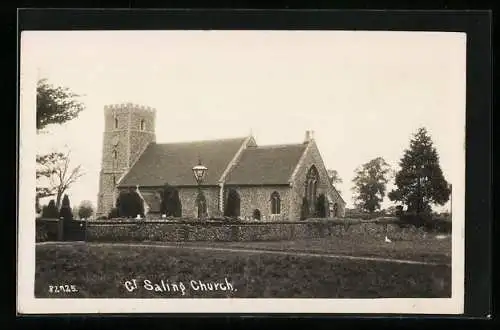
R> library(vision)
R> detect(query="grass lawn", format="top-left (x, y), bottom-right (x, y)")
top-left (173, 236), bottom-right (452, 265)
top-left (35, 242), bottom-right (451, 299)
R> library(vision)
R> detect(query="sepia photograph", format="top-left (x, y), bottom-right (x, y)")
top-left (18, 28), bottom-right (466, 314)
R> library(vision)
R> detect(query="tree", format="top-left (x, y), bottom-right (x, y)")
top-left (36, 149), bottom-right (85, 209)
top-left (78, 200), bottom-right (94, 219)
top-left (37, 78), bottom-right (85, 132)
top-left (327, 169), bottom-right (343, 185)
top-left (41, 199), bottom-right (59, 218)
top-left (388, 127), bottom-right (451, 218)
top-left (352, 157), bottom-right (391, 214)
top-left (59, 194), bottom-right (73, 220)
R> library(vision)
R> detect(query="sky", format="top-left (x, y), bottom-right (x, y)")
top-left (22, 30), bottom-right (466, 212)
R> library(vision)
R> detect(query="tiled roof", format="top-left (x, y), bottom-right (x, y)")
top-left (224, 144), bottom-right (307, 185)
top-left (118, 137), bottom-right (247, 187)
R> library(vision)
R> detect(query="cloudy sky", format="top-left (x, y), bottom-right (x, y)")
top-left (22, 30), bottom-right (465, 212)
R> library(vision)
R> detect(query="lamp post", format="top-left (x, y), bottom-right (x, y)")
top-left (192, 159), bottom-right (208, 220)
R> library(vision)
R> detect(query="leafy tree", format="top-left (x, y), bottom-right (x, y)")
top-left (59, 194), bottom-right (73, 220)
top-left (37, 78), bottom-right (85, 132)
top-left (41, 199), bottom-right (59, 218)
top-left (388, 127), bottom-right (451, 217)
top-left (352, 157), bottom-right (391, 214)
top-left (327, 169), bottom-right (343, 185)
top-left (36, 78), bottom-right (85, 207)
top-left (78, 200), bottom-right (94, 219)
top-left (36, 149), bottom-right (84, 209)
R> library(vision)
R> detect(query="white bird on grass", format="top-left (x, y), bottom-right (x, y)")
top-left (384, 236), bottom-right (392, 243)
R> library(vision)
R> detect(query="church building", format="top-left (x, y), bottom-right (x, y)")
top-left (96, 103), bottom-right (345, 220)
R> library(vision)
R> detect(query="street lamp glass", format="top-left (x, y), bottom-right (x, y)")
top-left (192, 164), bottom-right (208, 185)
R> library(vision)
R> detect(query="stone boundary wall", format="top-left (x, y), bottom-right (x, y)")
top-left (36, 216), bottom-right (450, 243)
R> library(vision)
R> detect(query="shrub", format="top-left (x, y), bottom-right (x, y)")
top-left (59, 194), bottom-right (74, 221)
top-left (160, 183), bottom-right (182, 217)
top-left (300, 197), bottom-right (309, 220)
top-left (315, 194), bottom-right (327, 218)
top-left (107, 208), bottom-right (119, 219)
top-left (224, 189), bottom-right (240, 217)
top-left (42, 199), bottom-right (59, 218)
top-left (116, 189), bottom-right (144, 218)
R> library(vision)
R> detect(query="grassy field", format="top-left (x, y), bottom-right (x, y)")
top-left (35, 240), bottom-right (451, 299)
top-left (174, 236), bottom-right (452, 265)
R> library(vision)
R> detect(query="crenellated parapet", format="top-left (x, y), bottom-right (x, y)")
top-left (104, 102), bottom-right (156, 114)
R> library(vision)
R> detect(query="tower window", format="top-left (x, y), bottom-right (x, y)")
top-left (112, 176), bottom-right (116, 186)
top-left (140, 119), bottom-right (145, 131)
top-left (114, 116), bottom-right (119, 129)
top-left (112, 150), bottom-right (117, 159)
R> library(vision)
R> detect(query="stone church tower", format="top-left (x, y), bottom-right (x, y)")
top-left (96, 103), bottom-right (156, 217)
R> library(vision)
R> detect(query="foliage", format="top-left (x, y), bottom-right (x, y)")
top-left (327, 169), bottom-right (343, 185)
top-left (352, 157), bottom-right (391, 213)
top-left (315, 194), bottom-right (327, 218)
top-left (36, 78), bottom-right (85, 132)
top-left (108, 208), bottom-right (119, 219)
top-left (36, 150), bottom-right (84, 209)
top-left (59, 194), bottom-right (73, 221)
top-left (78, 200), bottom-right (94, 219)
top-left (300, 197), bottom-right (309, 220)
top-left (116, 189), bottom-right (144, 218)
top-left (41, 199), bottom-right (59, 218)
top-left (160, 183), bottom-right (182, 217)
top-left (388, 127), bottom-right (451, 221)
top-left (224, 189), bottom-right (240, 217)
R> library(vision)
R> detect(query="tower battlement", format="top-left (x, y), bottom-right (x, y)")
top-left (104, 103), bottom-right (156, 113)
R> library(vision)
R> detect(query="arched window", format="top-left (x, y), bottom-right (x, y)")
top-left (114, 116), bottom-right (119, 129)
top-left (112, 150), bottom-right (117, 159)
top-left (112, 176), bottom-right (116, 186)
top-left (305, 165), bottom-right (319, 216)
top-left (253, 209), bottom-right (261, 220)
top-left (271, 191), bottom-right (281, 215)
top-left (140, 119), bottom-right (145, 131)
top-left (333, 203), bottom-right (339, 217)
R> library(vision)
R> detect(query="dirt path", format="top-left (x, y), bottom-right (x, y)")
top-left (36, 241), bottom-right (450, 266)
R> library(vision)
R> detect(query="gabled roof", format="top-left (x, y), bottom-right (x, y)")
top-left (118, 137), bottom-right (247, 187)
top-left (224, 144), bottom-right (307, 185)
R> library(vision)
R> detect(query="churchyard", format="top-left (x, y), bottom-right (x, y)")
top-left (35, 225), bottom-right (451, 298)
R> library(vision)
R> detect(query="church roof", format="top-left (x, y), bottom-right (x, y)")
top-left (118, 137), bottom-right (247, 187)
top-left (224, 144), bottom-right (307, 185)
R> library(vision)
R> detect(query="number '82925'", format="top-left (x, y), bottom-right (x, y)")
top-left (48, 285), bottom-right (78, 293)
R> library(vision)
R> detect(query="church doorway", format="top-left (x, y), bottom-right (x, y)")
top-left (224, 188), bottom-right (240, 218)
